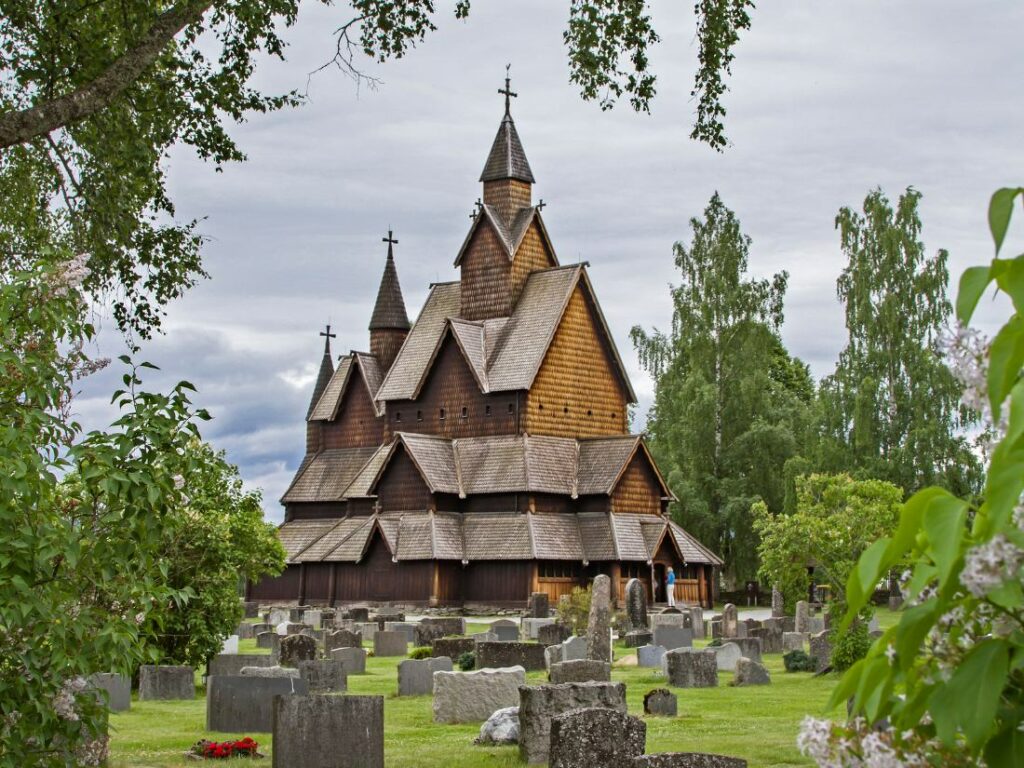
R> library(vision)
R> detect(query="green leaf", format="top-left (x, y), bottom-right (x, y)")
top-left (989, 188), bottom-right (1022, 254)
top-left (958, 265), bottom-right (992, 323)
top-left (922, 495), bottom-right (967, 588)
top-left (993, 255), bottom-right (1024, 317)
top-left (988, 315), bottom-right (1024, 420)
top-left (930, 639), bottom-right (1009, 749)
top-left (984, 721), bottom-right (1024, 768)
top-left (896, 600), bottom-right (939, 673)
top-left (843, 538), bottom-right (891, 627)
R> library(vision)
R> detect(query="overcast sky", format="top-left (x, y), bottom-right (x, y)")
top-left (75, 0), bottom-right (1023, 523)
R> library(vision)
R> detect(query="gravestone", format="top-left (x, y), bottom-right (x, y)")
top-left (476, 641), bottom-right (546, 671)
top-left (473, 631), bottom-right (498, 644)
top-left (288, 607), bottom-right (306, 622)
top-left (398, 656), bottom-right (452, 696)
top-left (206, 675), bottom-right (307, 732)
top-left (89, 673), bottom-right (130, 712)
top-left (712, 642), bottom-right (743, 672)
top-left (432, 666), bottom-right (526, 724)
top-left (771, 586), bottom-right (785, 618)
top-left (297, 659), bottom-right (346, 693)
top-left (272, 694), bottom-right (384, 768)
top-left (330, 646), bottom-right (367, 675)
top-left (548, 660), bottom-right (611, 684)
top-left (782, 632), bottom-right (806, 653)
top-left (279, 634), bottom-right (317, 667)
top-left (538, 623), bottom-right (571, 646)
top-left (522, 618), bottom-right (557, 640)
top-left (373, 630), bottom-right (408, 657)
top-left (795, 601), bottom-right (810, 634)
top-left (632, 754), bottom-right (748, 767)
top-left (625, 578), bottom-right (648, 631)
top-left (385, 622), bottom-right (417, 644)
top-left (267, 608), bottom-right (290, 626)
top-left (237, 623), bottom-right (256, 640)
top-left (303, 609), bottom-right (323, 629)
top-left (749, 627), bottom-right (781, 655)
top-left (664, 649), bottom-right (718, 688)
top-left (624, 629), bottom-right (653, 648)
top-left (660, 606), bottom-right (681, 614)
top-left (733, 658), bottom-right (770, 686)
top-left (643, 688), bottom-right (677, 717)
top-left (284, 622), bottom-right (310, 636)
top-left (240, 665), bottom-right (299, 678)
top-left (221, 634), bottom-right (239, 654)
top-left (689, 607), bottom-right (705, 639)
top-left (809, 630), bottom-right (831, 672)
top-left (139, 665), bottom-right (194, 701)
top-left (730, 637), bottom-right (763, 664)
top-left (491, 619), bottom-right (520, 642)
top-left (243, 601), bottom-right (260, 619)
top-left (781, 616), bottom-right (796, 633)
top-left (476, 706), bottom-right (520, 746)
top-left (250, 622), bottom-right (271, 637)
top-left (529, 592), bottom-right (550, 618)
top-left (653, 625), bottom-right (692, 651)
top-left (358, 622), bottom-right (378, 642)
top-left (256, 632), bottom-right (280, 654)
top-left (432, 637), bottom-right (474, 660)
top-left (721, 604), bottom-right (738, 638)
top-left (326, 629), bottom-right (362, 653)
top-left (208, 654), bottom-right (275, 678)
top-left (545, 644), bottom-right (564, 670)
top-left (422, 617), bottom-right (466, 636)
top-left (586, 574), bottom-right (612, 662)
top-left (413, 622), bottom-right (449, 648)
top-left (637, 644), bottom-right (666, 668)
top-left (348, 606), bottom-right (370, 623)
top-left (518, 681), bottom-right (627, 764)
top-left (548, 707), bottom-right (646, 768)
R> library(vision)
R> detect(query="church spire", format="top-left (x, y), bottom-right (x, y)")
top-left (369, 231), bottom-right (411, 374)
top-left (479, 65), bottom-right (535, 185)
top-left (306, 324), bottom-right (336, 421)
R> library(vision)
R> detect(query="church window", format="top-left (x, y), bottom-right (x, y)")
top-left (461, 406), bottom-right (468, 418)
top-left (539, 562), bottom-right (581, 579)
top-left (563, 406), bottom-right (569, 414)
top-left (396, 411), bottom-right (402, 422)
top-left (440, 408), bottom-right (446, 421)
top-left (485, 405), bottom-right (491, 417)
top-left (507, 403), bottom-right (514, 415)
top-left (417, 410), bottom-right (423, 422)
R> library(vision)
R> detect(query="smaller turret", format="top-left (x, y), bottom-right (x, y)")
top-left (369, 231), bottom-right (411, 374)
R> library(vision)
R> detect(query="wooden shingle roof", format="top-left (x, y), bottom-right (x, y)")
top-left (369, 250), bottom-right (411, 330)
top-left (309, 352), bottom-right (384, 422)
top-left (280, 446), bottom-right (380, 503)
top-left (277, 519), bottom-right (338, 562)
top-left (453, 205), bottom-right (554, 266)
top-left (480, 113), bottom-right (535, 183)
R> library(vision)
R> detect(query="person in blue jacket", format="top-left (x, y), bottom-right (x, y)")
top-left (666, 566), bottom-right (676, 607)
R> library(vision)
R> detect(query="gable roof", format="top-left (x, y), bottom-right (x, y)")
top-left (480, 112), bottom-right (535, 183)
top-left (309, 352), bottom-right (385, 421)
top-left (578, 436), bottom-right (673, 499)
top-left (280, 446), bottom-right (380, 503)
top-left (453, 205), bottom-right (556, 266)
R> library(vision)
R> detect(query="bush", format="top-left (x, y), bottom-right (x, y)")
top-left (783, 650), bottom-right (815, 672)
top-left (556, 586), bottom-right (592, 636)
top-left (456, 652), bottom-right (475, 671)
top-left (829, 614), bottom-right (871, 672)
top-left (707, 637), bottom-right (722, 647)
top-left (409, 646), bottom-right (433, 660)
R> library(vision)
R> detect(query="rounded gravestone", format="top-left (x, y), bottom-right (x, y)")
top-left (625, 578), bottom-right (648, 631)
top-left (643, 689), bottom-right (678, 717)
top-left (548, 707), bottom-right (646, 768)
top-left (279, 634), bottom-right (318, 667)
top-left (733, 657), bottom-right (770, 686)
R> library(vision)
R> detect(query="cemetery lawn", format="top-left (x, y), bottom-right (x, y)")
top-left (108, 612), bottom-right (896, 767)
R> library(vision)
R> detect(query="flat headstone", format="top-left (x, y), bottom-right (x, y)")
top-left (325, 629), bottom-right (362, 653)
top-left (491, 619), bottom-right (520, 642)
top-left (545, 644), bottom-right (563, 669)
top-left (809, 630), bottom-right (832, 672)
top-left (624, 630), bottom-right (653, 648)
top-left (689, 607), bottom-right (705, 639)
top-left (206, 675), bottom-right (307, 732)
top-left (643, 688), bottom-right (677, 717)
top-left (288, 607), bottom-right (306, 622)
top-left (563, 635), bottom-right (588, 661)
top-left (358, 622), bottom-right (378, 642)
top-left (625, 578), bottom-right (648, 631)
top-left (303, 609), bottom-right (322, 629)
top-left (89, 673), bottom-right (130, 712)
top-left (721, 604), bottom-right (738, 638)
top-left (267, 608), bottom-right (290, 626)
top-left (795, 601), bottom-right (810, 634)
top-left (139, 665), bottom-right (194, 701)
top-left (586, 575), bottom-right (612, 662)
top-left (637, 644), bottom-right (666, 668)
top-left (283, 622), bottom-right (309, 636)
top-left (476, 706), bottom-right (520, 745)
top-left (373, 630), bottom-right (408, 657)
top-left (398, 656), bottom-right (452, 696)
top-left (529, 592), bottom-right (551, 618)
top-left (476, 641), bottom-right (546, 672)
top-left (549, 707), bottom-right (646, 768)
top-left (385, 621), bottom-right (417, 644)
top-left (421, 617), bottom-right (466, 636)
top-left (549, 660), bottom-right (611, 683)
top-left (518, 681), bottom-right (628, 765)
top-left (240, 665), bottom-right (299, 678)
top-left (208, 654), bottom-right (275, 678)
top-left (730, 637), bottom-right (762, 664)
top-left (733, 657), bottom-right (770, 686)
top-left (632, 754), bottom-right (748, 767)
top-left (712, 642), bottom-right (743, 672)
top-left (243, 601), bottom-right (260, 619)
top-left (432, 636), bottom-right (474, 660)
top-left (279, 634), bottom-right (317, 667)
top-left (297, 659), bottom-right (346, 693)
top-left (538, 623), bottom-right (571, 646)
top-left (256, 632), bottom-right (280, 655)
top-left (432, 666), bottom-right (526, 724)
top-left (522, 617), bottom-right (556, 640)
top-left (272, 694), bottom-right (384, 768)
top-left (782, 632), bottom-right (807, 653)
top-left (709, 618), bottom-right (722, 639)
top-left (663, 649), bottom-right (718, 688)
top-left (237, 623), bottom-right (256, 640)
top-left (330, 646), bottom-right (367, 675)
top-left (348, 606), bottom-right (370, 623)
top-left (654, 625), bottom-right (692, 651)
top-left (221, 635), bottom-right (240, 655)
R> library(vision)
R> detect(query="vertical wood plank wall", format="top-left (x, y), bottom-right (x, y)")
top-left (610, 455), bottom-right (663, 515)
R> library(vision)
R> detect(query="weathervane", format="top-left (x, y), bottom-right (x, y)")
top-left (498, 63), bottom-right (517, 115)
top-left (319, 323), bottom-right (336, 354)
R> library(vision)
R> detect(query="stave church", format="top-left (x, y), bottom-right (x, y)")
top-left (248, 79), bottom-right (723, 609)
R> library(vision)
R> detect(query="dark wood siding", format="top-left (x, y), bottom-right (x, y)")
top-left (460, 221), bottom-right (512, 320)
top-left (321, 375), bottom-right (384, 448)
top-left (462, 561), bottom-right (532, 604)
top-left (249, 564), bottom-right (301, 601)
top-left (376, 448), bottom-right (433, 511)
top-left (287, 502), bottom-right (348, 520)
top-left (303, 563), bottom-right (334, 601)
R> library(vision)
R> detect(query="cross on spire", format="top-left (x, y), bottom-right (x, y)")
top-left (537, 199), bottom-right (547, 212)
top-left (470, 198), bottom-right (482, 220)
top-left (382, 229), bottom-right (398, 259)
top-left (319, 323), bottom-right (336, 354)
top-left (498, 63), bottom-right (517, 116)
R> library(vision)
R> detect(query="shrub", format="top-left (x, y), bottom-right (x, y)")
top-left (783, 650), bottom-right (815, 672)
top-left (456, 652), bottom-right (475, 671)
top-left (828, 614), bottom-right (870, 672)
top-left (409, 646), bottom-right (433, 660)
top-left (556, 586), bottom-right (592, 636)
top-left (707, 638), bottom-right (722, 647)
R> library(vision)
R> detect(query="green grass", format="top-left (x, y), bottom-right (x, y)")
top-left (109, 610), bottom-right (902, 767)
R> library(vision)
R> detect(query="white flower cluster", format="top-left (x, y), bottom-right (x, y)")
top-left (52, 253), bottom-right (90, 297)
top-left (939, 324), bottom-right (1005, 457)
top-left (799, 716), bottom-right (932, 768)
top-left (75, 733), bottom-right (110, 767)
top-left (961, 534), bottom-right (1024, 598)
top-left (51, 676), bottom-right (87, 721)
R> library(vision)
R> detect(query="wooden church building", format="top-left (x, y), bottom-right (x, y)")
top-left (249, 82), bottom-right (723, 609)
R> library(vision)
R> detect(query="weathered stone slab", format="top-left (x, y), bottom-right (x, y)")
top-left (237, 623), bottom-right (256, 640)
top-left (243, 601), bottom-right (260, 619)
top-left (782, 632), bottom-right (807, 653)
top-left (538, 623), bottom-right (571, 646)
top-left (586, 575), bottom-right (612, 662)
top-left (624, 630), bottom-right (653, 648)
top-left (297, 659), bottom-right (346, 693)
top-left (545, 644), bottom-right (563, 669)
top-left (240, 666), bottom-right (299, 678)
top-left (771, 586), bottom-right (784, 618)
top-left (432, 636), bottom-right (474, 660)
top-left (625, 578), bottom-right (648, 631)
top-left (476, 641), bottom-right (546, 672)
top-left (809, 630), bottom-right (831, 672)
top-left (373, 630), bottom-right (408, 657)
top-left (689, 607), bottom-right (704, 639)
top-left (433, 666), bottom-right (526, 724)
top-left (721, 604), bottom-right (738, 638)
top-left (206, 675), bottom-right (307, 732)
top-left (256, 632), bottom-right (280, 654)
top-left (653, 625), bottom-right (692, 651)
top-left (326, 629), bottom-right (363, 653)
top-left (730, 637), bottom-right (762, 663)
top-left (548, 660), bottom-right (611, 684)
top-left (643, 689), bottom-right (677, 717)
top-left (398, 656), bottom-right (453, 696)
top-left (420, 617), bottom-right (467, 637)
top-left (490, 619), bottom-right (521, 642)
top-left (795, 601), bottom-right (810, 634)
top-left (288, 607), bottom-right (306, 622)
top-left (733, 658), bottom-right (770, 686)
top-left (528, 592), bottom-right (550, 618)
top-left (267, 608), bottom-right (290, 626)
top-left (518, 681), bottom-right (627, 765)
top-left (139, 665), bottom-right (194, 701)
top-left (348, 606), bottom-right (370, 623)
top-left (250, 622), bottom-right (271, 637)
top-left (208, 654), bottom-right (275, 678)
top-left (89, 673), bottom-right (130, 712)
top-left (279, 634), bottom-right (317, 667)
top-left (303, 609), bottom-right (323, 629)
top-left (476, 706), bottom-right (520, 745)
top-left (632, 753), bottom-right (748, 767)
top-left (563, 635), bottom-right (587, 661)
top-left (385, 622), bottom-right (417, 644)
top-left (357, 622), bottom-right (378, 642)
top-left (522, 617), bottom-right (556, 640)
top-left (330, 646), bottom-right (367, 675)
top-left (664, 649), bottom-right (717, 688)
top-left (637, 644), bottom-right (666, 668)
top-left (272, 694), bottom-right (384, 768)
top-left (549, 707), bottom-right (646, 768)
top-left (712, 642), bottom-right (742, 672)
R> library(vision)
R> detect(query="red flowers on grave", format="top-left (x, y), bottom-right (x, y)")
top-left (195, 737), bottom-right (259, 759)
